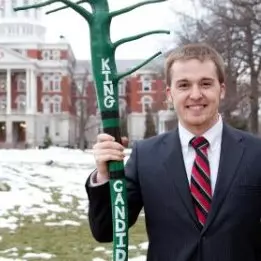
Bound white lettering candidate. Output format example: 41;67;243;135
113;180;127;258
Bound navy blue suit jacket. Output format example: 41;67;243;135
86;124;261;261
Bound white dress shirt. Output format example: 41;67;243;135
178;116;223;194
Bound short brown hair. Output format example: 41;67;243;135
164;43;225;86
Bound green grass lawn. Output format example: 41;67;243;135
0;188;148;261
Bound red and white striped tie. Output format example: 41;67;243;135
190;136;212;228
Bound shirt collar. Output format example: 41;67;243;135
178;115;223;153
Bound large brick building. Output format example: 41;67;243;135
0;0;175;148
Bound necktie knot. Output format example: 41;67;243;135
190;136;209;150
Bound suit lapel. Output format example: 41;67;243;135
163;128;199;226
201;124;245;234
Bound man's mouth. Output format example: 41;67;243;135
186;105;207;110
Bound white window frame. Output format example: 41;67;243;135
41;95;51;114
51;50;60;60
52;95;62;114
141;95;153;113
141;75;152;92
41;50;51;60
52;74;61;91
42;74;51;92
16;94;26;112
17;75;26;92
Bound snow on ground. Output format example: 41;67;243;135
0;147;146;261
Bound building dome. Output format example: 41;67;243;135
0;0;46;43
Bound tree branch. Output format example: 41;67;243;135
116;51;162;81
14;0;92;22
110;0;167;18
112;30;169;50
14;0;57;11
46;0;85;14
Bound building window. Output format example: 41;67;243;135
141;75;152;92
41;50;51;60
0;96;6;112
0;76;6;92
41;95;51;114
16;94;26;112
17;75;26;92
52;74;61;91
52;95;62;114
141;95;153;113
52;50;60;60
42;74;51;92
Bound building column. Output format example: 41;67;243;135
6;120;12;144
30;70;37;114
26;69;30;114
26;118;35;147
6;69;11;114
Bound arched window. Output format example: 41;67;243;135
41;95;51;114
16;94;26;112
52;95;62;114
141;96;153;113
52;74;61;91
42;73;51;92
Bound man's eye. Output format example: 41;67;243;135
202;82;212;87
179;83;189;88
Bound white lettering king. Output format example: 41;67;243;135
102;58;116;109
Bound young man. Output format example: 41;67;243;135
86;43;261;261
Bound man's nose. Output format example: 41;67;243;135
190;85;202;99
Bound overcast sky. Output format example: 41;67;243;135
41;0;196;60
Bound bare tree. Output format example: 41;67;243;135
73;69;90;150
197;0;261;133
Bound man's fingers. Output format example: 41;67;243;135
93;140;125;151
97;133;115;143
95;149;125;162
97;133;128;147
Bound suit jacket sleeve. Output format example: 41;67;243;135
85;141;143;242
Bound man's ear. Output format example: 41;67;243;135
220;83;226;100
166;86;174;109
166;86;172;102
